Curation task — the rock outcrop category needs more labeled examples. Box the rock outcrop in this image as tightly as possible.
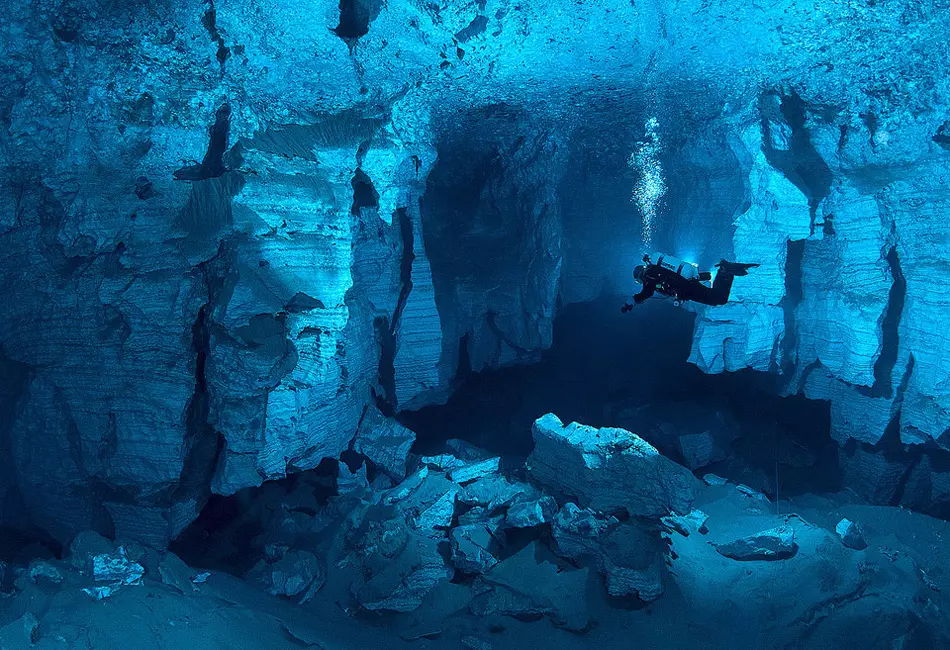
[527,413,697,517]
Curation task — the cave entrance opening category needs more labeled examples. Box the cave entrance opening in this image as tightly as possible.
[399,295,840,500]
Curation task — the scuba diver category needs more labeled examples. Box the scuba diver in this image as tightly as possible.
[621,253,759,312]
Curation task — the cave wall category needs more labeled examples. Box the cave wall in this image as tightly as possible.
[2,0,949,543]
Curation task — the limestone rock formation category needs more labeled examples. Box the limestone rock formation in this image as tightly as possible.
[527,413,697,517]
[1,0,949,545]
[715,526,798,561]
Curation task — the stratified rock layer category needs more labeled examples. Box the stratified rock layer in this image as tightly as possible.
[1,0,949,541]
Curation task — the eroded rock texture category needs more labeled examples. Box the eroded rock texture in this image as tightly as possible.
[1,0,949,542]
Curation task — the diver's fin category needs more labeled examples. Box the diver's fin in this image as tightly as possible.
[716,260,760,276]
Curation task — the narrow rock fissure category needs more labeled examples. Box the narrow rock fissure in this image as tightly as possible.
[760,92,832,231]
[780,239,806,375]
[333,0,383,45]
[376,207,415,413]
[201,1,231,65]
[173,103,232,181]
[173,305,224,506]
[870,246,906,398]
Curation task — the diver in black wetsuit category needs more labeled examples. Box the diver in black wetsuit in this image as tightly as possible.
[621,254,759,312]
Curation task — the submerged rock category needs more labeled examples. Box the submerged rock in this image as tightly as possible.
[353,409,416,482]
[448,457,502,484]
[0,613,39,647]
[528,413,697,517]
[662,510,710,537]
[450,523,499,573]
[472,543,590,632]
[505,495,558,529]
[158,552,201,594]
[835,518,868,550]
[27,560,64,586]
[715,526,798,561]
[552,503,619,562]
[354,533,452,612]
[601,522,667,600]
[458,475,538,510]
[81,547,146,599]
[68,530,116,572]
[250,550,325,603]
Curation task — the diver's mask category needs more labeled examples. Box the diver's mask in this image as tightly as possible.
[633,265,646,284]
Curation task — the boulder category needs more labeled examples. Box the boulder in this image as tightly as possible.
[601,521,667,601]
[81,546,146,599]
[354,532,451,612]
[835,518,868,550]
[68,530,116,572]
[26,560,65,586]
[353,409,416,482]
[347,511,452,613]
[715,526,798,561]
[678,431,726,470]
[394,472,462,535]
[450,523,499,573]
[448,457,502,484]
[0,613,39,649]
[505,496,558,529]
[459,475,538,510]
[250,550,325,603]
[552,503,619,563]
[158,552,200,594]
[662,510,710,537]
[528,413,697,517]
[337,461,370,495]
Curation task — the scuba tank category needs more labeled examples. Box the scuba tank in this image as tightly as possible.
[653,252,700,281]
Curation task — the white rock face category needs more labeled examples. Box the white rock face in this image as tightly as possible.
[527,413,697,518]
[1,0,948,541]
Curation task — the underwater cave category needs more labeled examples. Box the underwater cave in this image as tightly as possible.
[1,0,950,648]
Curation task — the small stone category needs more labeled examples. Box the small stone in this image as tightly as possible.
[835,518,868,550]
[91,547,146,586]
[551,502,618,562]
[419,453,467,472]
[715,526,798,561]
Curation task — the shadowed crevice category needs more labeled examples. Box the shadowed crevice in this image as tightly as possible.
[871,247,907,398]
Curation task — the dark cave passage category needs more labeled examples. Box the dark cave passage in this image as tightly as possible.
[399,295,840,500]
